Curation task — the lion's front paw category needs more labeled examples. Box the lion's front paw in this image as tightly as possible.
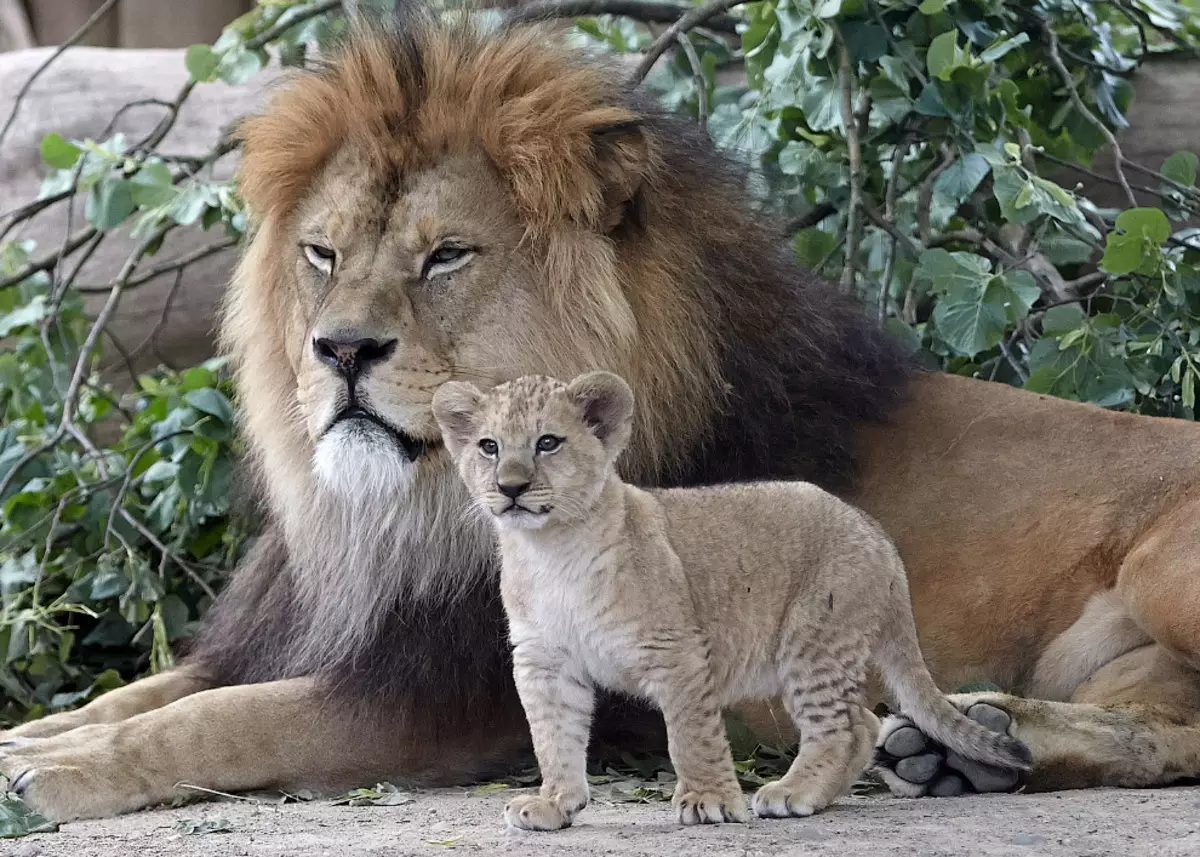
[871,698,1023,798]
[0,724,158,822]
[503,793,579,831]
[672,785,749,825]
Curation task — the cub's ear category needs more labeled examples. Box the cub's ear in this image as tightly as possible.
[432,381,484,458]
[566,371,635,450]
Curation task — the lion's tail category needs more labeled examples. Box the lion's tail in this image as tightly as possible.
[875,573,1033,773]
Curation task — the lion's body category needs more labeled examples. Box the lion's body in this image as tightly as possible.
[4,14,1200,821]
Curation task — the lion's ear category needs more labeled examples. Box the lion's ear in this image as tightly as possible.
[432,382,484,458]
[590,120,651,232]
[567,371,635,450]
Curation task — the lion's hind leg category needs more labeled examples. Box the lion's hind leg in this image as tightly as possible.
[876,499,1200,796]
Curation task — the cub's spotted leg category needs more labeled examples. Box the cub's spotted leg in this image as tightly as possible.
[755,634,878,818]
[504,643,595,832]
[649,649,748,825]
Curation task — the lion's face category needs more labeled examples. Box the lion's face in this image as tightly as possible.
[284,146,561,495]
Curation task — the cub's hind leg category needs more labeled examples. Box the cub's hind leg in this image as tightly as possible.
[754,629,879,819]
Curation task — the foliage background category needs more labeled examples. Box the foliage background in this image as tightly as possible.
[1,0,1199,725]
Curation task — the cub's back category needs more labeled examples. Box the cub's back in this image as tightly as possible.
[648,480,898,613]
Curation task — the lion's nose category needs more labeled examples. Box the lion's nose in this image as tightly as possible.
[497,480,531,499]
[312,336,397,381]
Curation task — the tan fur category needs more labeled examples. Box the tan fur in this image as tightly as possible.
[433,373,1031,829]
[6,18,1200,823]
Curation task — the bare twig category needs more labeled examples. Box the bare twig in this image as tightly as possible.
[509,0,739,33]
[247,0,342,51]
[836,36,864,294]
[0,0,121,147]
[120,509,218,601]
[880,141,911,322]
[77,236,238,293]
[1030,147,1200,210]
[0,226,98,291]
[786,203,838,233]
[105,429,194,552]
[633,0,746,82]
[1041,19,1137,209]
[916,146,955,245]
[675,32,708,130]
[0,224,173,500]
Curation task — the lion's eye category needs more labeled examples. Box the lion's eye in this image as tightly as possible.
[423,242,475,279]
[536,435,563,454]
[302,243,336,275]
[479,438,499,458]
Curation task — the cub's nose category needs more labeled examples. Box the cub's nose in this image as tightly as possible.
[497,481,531,499]
[312,336,397,382]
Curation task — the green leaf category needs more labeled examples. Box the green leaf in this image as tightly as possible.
[1115,207,1171,244]
[39,132,82,170]
[0,794,57,837]
[185,44,219,82]
[1162,151,1198,188]
[130,161,176,208]
[1041,304,1086,335]
[916,248,993,294]
[918,0,945,13]
[926,31,960,81]
[979,33,1029,63]
[814,0,842,18]
[841,22,888,64]
[933,287,1007,356]
[934,153,991,203]
[793,228,838,269]
[800,77,842,132]
[184,388,235,426]
[86,179,135,231]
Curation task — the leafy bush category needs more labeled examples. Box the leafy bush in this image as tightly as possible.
[1,0,1198,724]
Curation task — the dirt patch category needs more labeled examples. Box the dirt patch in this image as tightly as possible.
[3,785,1199,857]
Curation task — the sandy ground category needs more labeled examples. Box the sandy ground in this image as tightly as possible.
[3,785,1199,857]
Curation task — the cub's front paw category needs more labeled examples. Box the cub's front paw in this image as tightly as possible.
[752,780,833,818]
[503,794,579,832]
[672,786,749,825]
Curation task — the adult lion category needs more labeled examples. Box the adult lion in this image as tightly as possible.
[4,14,1200,821]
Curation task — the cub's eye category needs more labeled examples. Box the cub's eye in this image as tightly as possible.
[423,242,475,279]
[479,438,499,458]
[536,435,563,454]
[302,243,336,275]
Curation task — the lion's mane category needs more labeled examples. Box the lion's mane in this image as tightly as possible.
[187,10,910,745]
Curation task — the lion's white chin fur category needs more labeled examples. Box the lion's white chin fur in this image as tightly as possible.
[312,423,414,498]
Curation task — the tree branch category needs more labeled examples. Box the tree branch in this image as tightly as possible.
[1040,19,1137,209]
[633,0,746,82]
[509,0,739,34]
[0,0,121,147]
[836,36,864,294]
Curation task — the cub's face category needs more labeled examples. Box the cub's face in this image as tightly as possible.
[432,373,635,530]
[282,147,552,495]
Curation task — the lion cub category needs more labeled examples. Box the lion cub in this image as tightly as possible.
[433,372,1031,831]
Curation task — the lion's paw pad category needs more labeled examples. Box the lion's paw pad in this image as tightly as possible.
[872,701,1022,798]
[674,789,749,825]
